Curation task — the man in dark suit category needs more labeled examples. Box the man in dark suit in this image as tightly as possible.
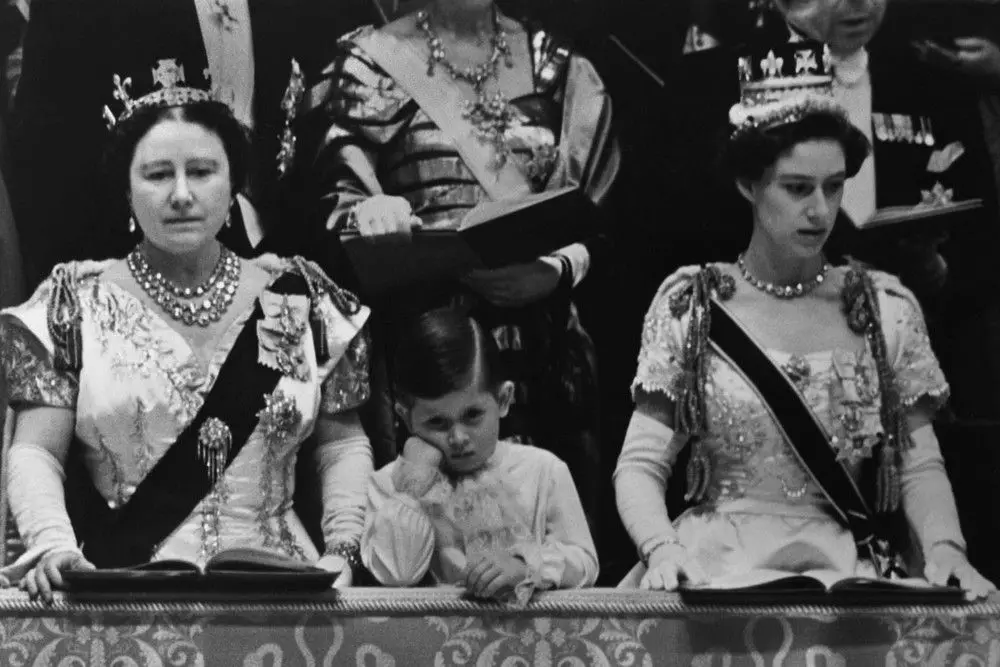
[9,0,376,289]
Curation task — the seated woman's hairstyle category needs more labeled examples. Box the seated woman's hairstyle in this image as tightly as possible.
[392,307,505,404]
[723,110,871,185]
[105,100,251,199]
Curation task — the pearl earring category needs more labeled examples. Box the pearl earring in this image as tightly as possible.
[128,215,137,234]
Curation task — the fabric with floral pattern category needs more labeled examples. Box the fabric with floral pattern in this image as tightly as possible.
[0,255,371,568]
[625,265,954,581]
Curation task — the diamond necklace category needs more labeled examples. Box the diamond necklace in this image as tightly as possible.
[737,253,831,299]
[417,9,519,168]
[128,245,241,326]
[416,9,513,91]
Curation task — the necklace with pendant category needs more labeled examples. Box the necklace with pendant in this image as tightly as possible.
[737,253,831,299]
[417,9,517,167]
[128,245,241,327]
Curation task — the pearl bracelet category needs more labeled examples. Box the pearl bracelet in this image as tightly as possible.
[640,534,684,567]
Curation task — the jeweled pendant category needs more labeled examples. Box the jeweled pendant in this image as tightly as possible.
[198,417,232,486]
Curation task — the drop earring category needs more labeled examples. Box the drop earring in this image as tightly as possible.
[128,215,137,234]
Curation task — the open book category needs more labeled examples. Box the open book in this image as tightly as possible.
[339,186,599,296]
[857,198,984,233]
[679,569,964,605]
[63,547,339,594]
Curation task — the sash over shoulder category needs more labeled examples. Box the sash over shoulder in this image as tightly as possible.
[39,257,369,568]
[667,265,913,511]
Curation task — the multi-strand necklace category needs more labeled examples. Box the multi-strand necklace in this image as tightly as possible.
[128,245,241,326]
[737,253,831,299]
[417,9,516,166]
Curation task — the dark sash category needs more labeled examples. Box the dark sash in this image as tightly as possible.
[708,300,899,573]
[70,273,314,568]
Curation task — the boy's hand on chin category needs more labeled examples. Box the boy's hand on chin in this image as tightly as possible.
[464,551,530,601]
[401,436,444,470]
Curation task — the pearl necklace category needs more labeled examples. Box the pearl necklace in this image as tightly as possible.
[737,253,831,299]
[416,9,513,91]
[128,246,241,326]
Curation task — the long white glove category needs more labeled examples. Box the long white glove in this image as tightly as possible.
[2,442,81,581]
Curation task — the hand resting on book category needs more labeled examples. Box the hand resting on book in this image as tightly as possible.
[641,542,709,591]
[345,194,423,240]
[18,549,96,604]
[925,541,995,600]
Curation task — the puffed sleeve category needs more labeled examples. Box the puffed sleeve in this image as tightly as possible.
[631,266,701,401]
[360,460,440,586]
[875,272,949,413]
[319,324,371,416]
[508,456,599,597]
[308,29,416,231]
[0,273,79,410]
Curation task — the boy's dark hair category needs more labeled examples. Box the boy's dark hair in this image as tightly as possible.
[393,307,505,405]
[723,110,872,184]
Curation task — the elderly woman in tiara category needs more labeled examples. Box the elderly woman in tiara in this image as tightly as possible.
[614,42,993,598]
[0,64,373,600]
[301,0,619,517]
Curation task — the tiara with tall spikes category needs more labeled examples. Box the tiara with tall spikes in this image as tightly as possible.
[102,58,222,129]
[729,41,849,139]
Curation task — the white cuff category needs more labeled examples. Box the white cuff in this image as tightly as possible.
[553,243,591,287]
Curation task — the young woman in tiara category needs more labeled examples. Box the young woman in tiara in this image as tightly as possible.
[302,0,619,520]
[0,71,373,600]
[614,43,993,598]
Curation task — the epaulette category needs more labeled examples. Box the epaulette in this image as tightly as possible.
[289,257,362,364]
[668,266,735,505]
[842,264,907,514]
[46,264,83,372]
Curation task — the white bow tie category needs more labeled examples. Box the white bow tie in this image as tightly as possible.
[831,49,869,87]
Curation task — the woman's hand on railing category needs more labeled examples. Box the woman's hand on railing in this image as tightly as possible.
[640,543,709,591]
[925,542,996,601]
[347,195,422,241]
[20,550,95,603]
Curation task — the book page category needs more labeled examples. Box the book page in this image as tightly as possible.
[206,547,320,573]
[685,569,826,591]
[861,199,983,230]
[827,574,937,592]
[458,186,576,231]
[131,560,203,574]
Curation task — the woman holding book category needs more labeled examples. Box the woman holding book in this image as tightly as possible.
[303,0,619,519]
[0,67,373,601]
[614,42,994,599]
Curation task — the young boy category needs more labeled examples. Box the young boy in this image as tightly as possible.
[360,307,598,604]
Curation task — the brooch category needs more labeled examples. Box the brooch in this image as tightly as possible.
[198,417,232,486]
[257,390,302,445]
[258,292,310,381]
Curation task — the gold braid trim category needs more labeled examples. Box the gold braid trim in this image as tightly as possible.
[289,257,363,364]
[667,266,735,504]
[46,265,83,373]
[842,266,908,513]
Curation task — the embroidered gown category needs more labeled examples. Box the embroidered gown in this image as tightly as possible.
[618,266,965,583]
[307,25,618,501]
[0,255,372,568]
